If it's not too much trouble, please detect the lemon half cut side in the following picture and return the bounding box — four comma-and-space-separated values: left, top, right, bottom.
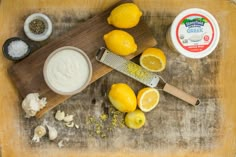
140, 48, 166, 72
137, 87, 160, 112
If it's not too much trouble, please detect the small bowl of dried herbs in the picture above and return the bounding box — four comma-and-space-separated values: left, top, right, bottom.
24, 13, 52, 42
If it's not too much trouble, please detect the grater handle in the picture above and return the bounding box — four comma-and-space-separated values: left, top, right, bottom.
163, 83, 200, 106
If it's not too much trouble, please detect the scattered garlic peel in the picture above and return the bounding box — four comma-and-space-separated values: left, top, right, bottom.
63, 114, 74, 123
58, 140, 64, 148
65, 122, 74, 128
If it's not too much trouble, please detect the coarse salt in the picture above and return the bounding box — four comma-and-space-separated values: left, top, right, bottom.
8, 40, 29, 58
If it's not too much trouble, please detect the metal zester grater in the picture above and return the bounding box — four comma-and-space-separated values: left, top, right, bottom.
96, 47, 160, 88
96, 47, 200, 106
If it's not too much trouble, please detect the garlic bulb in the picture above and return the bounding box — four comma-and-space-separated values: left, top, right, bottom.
55, 110, 65, 121
63, 114, 74, 123
32, 125, 46, 142
22, 93, 47, 118
47, 125, 58, 140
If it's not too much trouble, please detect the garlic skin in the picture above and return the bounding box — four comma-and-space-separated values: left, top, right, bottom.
22, 93, 47, 118
65, 122, 74, 128
75, 124, 79, 129
47, 125, 58, 140
55, 110, 65, 121
63, 114, 74, 123
32, 125, 46, 142
58, 140, 64, 148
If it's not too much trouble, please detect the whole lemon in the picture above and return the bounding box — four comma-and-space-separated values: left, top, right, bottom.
108, 83, 137, 112
125, 109, 146, 129
107, 3, 142, 28
104, 30, 137, 56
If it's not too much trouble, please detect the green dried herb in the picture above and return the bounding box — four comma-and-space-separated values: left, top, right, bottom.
29, 19, 45, 34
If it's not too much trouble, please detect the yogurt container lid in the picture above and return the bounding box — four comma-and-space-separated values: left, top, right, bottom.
170, 8, 220, 59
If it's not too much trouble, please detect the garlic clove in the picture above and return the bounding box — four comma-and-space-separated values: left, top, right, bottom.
32, 125, 46, 142
63, 114, 74, 123
55, 110, 65, 121
34, 125, 46, 137
46, 125, 58, 141
29, 110, 37, 117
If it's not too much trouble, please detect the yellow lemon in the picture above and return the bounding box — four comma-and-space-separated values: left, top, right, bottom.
125, 109, 146, 129
108, 83, 137, 113
137, 87, 160, 112
140, 48, 167, 72
104, 30, 137, 56
107, 3, 142, 28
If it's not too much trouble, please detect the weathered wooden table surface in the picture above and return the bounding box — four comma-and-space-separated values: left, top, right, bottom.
1, 0, 236, 157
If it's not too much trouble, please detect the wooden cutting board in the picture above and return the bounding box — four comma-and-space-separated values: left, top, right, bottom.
8, 0, 157, 118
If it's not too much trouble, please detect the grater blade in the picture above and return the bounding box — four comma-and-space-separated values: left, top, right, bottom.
96, 47, 160, 88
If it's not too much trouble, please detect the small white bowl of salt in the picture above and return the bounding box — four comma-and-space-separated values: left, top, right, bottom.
2, 37, 31, 61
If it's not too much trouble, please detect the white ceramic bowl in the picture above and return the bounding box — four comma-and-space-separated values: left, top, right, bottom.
24, 13, 53, 41
43, 46, 92, 95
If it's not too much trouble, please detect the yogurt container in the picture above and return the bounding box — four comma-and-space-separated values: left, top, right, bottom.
166, 8, 220, 59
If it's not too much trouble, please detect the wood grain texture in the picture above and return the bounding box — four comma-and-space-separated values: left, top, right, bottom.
0, 0, 236, 157
8, 0, 157, 118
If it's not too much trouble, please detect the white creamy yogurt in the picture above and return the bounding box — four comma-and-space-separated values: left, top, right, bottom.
166, 8, 220, 59
44, 47, 92, 95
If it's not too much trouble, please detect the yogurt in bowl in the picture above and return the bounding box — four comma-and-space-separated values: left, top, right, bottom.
166, 8, 220, 59
43, 46, 92, 95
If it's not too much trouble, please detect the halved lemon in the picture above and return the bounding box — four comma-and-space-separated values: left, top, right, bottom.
140, 48, 166, 72
137, 87, 160, 112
